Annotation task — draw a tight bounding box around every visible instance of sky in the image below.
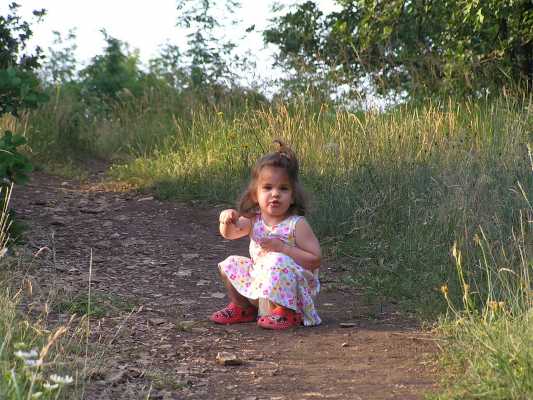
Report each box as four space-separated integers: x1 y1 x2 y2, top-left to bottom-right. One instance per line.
3 1 340 83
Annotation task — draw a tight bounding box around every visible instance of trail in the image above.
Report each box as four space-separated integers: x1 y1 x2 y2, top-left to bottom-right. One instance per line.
13 169 438 399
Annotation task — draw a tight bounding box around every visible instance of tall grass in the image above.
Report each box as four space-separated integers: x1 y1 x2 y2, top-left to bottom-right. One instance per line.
78 93 530 312
18 85 266 164
0 185 85 399
13 84 533 397
18 87 532 311
434 202 532 399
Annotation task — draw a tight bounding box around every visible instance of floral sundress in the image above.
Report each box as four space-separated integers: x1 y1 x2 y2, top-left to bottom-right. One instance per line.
218 213 321 326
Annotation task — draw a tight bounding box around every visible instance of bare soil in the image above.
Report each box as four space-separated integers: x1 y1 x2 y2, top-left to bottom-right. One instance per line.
11 168 439 400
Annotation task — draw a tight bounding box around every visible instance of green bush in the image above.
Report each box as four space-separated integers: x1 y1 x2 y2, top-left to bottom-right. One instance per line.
0 130 32 185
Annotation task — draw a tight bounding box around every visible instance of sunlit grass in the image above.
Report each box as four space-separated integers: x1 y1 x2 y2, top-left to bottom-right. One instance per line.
96 94 532 313
0 185 84 399
432 204 532 399
12 85 533 398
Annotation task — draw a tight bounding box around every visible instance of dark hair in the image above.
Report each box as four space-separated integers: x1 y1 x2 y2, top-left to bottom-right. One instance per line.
238 140 308 217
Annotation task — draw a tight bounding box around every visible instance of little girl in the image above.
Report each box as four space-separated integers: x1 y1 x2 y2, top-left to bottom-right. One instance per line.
210 140 321 329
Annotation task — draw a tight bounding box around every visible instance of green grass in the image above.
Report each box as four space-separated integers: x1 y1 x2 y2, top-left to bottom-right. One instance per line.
0 186 85 399
52 291 138 318
17 91 532 313
96 94 531 314
0 257 86 400
431 210 532 399
434 313 533 399
12 87 533 398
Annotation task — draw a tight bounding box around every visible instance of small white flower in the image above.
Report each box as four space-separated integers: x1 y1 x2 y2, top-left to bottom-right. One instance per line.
49 374 73 385
31 392 43 399
14 349 38 359
43 382 59 391
24 359 43 367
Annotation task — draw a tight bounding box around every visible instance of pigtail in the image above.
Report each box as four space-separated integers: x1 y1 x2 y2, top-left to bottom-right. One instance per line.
273 139 292 158
237 185 258 218
272 139 299 178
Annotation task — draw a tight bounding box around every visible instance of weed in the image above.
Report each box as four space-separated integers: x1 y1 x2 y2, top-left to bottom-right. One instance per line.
95 95 532 314
433 177 532 399
52 291 137 318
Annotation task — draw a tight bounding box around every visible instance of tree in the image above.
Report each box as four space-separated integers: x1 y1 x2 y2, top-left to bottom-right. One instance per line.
149 43 188 90
79 31 143 107
0 2 47 117
265 0 533 99
0 3 47 185
41 29 78 84
263 1 334 101
176 0 243 90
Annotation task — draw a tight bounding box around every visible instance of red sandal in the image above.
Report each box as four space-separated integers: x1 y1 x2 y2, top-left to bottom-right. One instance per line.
257 307 302 330
210 303 258 325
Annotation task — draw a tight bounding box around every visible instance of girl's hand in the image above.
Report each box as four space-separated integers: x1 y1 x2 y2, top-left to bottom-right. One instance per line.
259 238 286 254
219 210 251 240
219 209 239 225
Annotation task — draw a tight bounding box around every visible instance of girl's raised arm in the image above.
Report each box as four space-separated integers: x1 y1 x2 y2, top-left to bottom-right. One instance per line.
219 209 252 240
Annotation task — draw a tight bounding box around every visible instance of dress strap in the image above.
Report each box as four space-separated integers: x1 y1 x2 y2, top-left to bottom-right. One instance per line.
288 215 303 244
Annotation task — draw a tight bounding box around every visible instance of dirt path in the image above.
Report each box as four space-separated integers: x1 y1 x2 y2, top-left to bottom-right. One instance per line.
12 170 438 400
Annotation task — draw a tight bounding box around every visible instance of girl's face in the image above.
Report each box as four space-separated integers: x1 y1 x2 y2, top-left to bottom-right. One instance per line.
254 166 293 223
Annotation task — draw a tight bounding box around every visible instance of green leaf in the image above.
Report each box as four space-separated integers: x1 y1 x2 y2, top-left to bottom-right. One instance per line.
477 9 484 25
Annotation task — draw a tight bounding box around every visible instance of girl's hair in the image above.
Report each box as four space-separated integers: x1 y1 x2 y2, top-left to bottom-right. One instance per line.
238 140 308 217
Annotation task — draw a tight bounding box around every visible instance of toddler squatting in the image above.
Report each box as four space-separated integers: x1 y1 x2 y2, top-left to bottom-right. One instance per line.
209 141 321 330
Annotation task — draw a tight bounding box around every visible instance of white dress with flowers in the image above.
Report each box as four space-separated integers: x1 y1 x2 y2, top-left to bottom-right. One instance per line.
218 213 321 326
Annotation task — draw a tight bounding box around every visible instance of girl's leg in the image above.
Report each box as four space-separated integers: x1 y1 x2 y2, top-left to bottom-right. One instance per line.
259 299 286 315
220 270 254 308
210 270 258 324
257 303 302 329
267 301 293 314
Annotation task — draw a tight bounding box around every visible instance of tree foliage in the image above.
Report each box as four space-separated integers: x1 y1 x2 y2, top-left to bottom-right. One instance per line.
0 3 48 185
176 0 243 90
80 31 143 103
264 2 333 100
149 43 188 90
41 29 78 84
0 2 47 116
265 0 533 98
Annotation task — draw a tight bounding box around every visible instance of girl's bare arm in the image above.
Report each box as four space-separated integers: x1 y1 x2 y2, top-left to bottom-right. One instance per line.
260 218 321 270
287 218 321 270
219 209 251 239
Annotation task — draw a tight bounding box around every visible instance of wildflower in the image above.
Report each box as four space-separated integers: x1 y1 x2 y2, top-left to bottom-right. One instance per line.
14 349 38 359
440 284 449 296
50 374 73 385
451 242 462 264
24 359 43 367
43 382 59 391
216 111 224 117
451 242 457 258
488 301 504 311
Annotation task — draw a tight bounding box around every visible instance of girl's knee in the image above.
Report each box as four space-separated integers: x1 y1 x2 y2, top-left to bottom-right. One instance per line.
218 266 230 281
263 263 294 281
263 252 292 266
